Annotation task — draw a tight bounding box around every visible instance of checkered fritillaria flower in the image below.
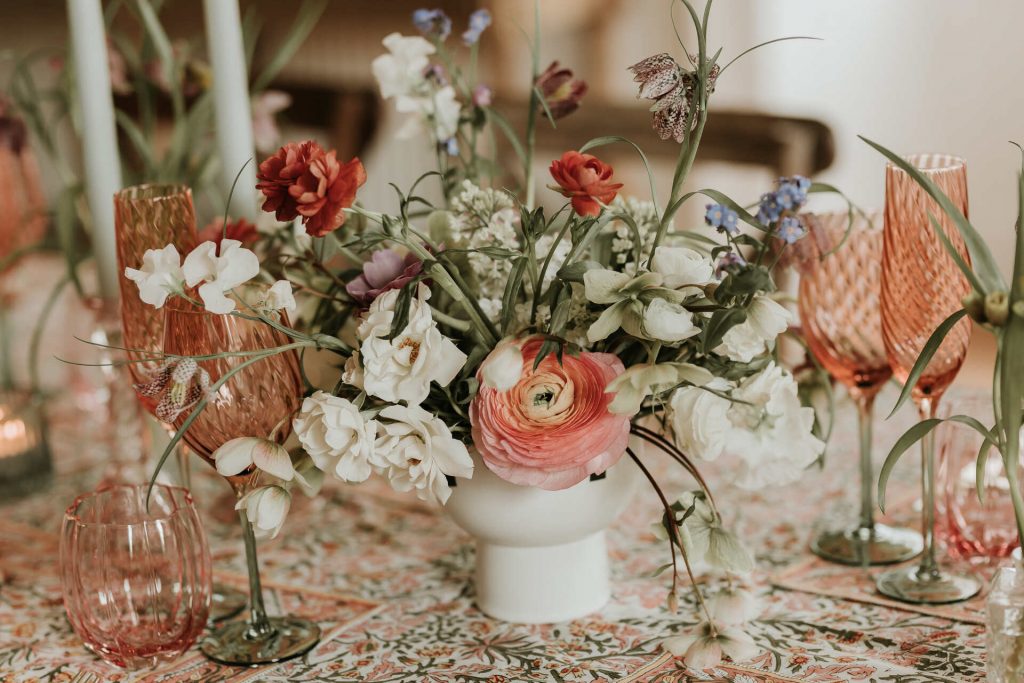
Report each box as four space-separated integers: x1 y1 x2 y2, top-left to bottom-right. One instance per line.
134 358 214 422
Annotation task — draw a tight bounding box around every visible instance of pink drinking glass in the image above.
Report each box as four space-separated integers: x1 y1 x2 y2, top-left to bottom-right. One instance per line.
59 484 212 669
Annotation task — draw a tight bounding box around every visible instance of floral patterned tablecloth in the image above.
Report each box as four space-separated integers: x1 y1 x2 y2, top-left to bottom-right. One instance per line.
0 396 989 682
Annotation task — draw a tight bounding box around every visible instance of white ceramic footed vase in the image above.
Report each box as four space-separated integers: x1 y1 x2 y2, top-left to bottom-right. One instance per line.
445 448 641 623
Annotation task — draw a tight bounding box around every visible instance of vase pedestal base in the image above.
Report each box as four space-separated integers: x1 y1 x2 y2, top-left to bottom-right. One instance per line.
474 531 609 623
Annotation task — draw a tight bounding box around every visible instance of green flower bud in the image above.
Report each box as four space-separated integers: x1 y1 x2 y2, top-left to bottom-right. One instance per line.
962 291 986 323
985 291 1010 326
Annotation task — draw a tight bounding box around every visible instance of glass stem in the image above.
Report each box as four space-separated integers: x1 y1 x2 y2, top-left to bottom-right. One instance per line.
855 392 877 534
239 507 274 638
918 396 939 580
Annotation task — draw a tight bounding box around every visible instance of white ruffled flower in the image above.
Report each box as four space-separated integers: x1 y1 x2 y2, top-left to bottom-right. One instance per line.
213 437 295 481
397 85 462 142
357 284 467 405
236 485 291 539
642 297 699 343
670 378 734 462
651 246 714 292
182 240 260 315
124 244 183 308
263 280 296 314
726 362 823 490
714 295 792 363
371 33 435 100
293 391 379 483
480 338 523 391
374 404 474 505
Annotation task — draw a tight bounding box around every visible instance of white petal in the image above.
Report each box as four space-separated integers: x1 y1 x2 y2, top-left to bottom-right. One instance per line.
583 269 632 304
182 242 218 286
198 281 236 314
252 440 295 481
662 633 699 657
216 240 261 290
643 298 699 342
214 437 256 476
481 340 523 391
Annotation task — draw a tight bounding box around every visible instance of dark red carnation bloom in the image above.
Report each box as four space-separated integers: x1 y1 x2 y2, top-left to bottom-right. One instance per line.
256 140 325 222
290 152 367 238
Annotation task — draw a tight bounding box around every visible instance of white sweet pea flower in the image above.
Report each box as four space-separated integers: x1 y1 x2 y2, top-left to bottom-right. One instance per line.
182 239 260 315
714 295 792 363
293 391 379 483
371 32 435 100
236 485 291 539
396 85 462 142
357 284 467 405
670 378 734 461
213 437 295 481
651 246 714 292
263 280 296 314
124 244 184 308
726 362 823 490
642 297 699 343
374 403 473 505
480 338 523 391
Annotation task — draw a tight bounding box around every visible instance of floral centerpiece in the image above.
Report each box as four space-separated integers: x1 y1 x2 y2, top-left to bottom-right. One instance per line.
123 1 840 668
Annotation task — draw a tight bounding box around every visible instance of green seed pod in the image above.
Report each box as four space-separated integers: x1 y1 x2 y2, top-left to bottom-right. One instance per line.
962 291 986 323
985 291 1010 326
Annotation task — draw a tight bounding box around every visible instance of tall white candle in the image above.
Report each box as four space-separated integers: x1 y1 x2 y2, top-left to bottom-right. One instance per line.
203 0 258 220
66 0 123 301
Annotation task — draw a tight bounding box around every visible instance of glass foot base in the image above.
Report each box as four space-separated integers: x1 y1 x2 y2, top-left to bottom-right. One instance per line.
811 524 923 566
200 616 321 666
875 565 982 605
209 583 247 622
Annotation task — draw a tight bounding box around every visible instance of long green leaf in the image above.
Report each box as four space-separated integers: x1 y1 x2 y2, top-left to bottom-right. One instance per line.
580 135 659 210
887 308 968 418
860 136 1005 294
928 212 985 294
252 0 328 91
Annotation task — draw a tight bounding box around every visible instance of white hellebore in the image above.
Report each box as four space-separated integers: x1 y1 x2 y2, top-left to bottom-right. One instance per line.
479 338 524 391
182 240 260 315
125 244 184 308
650 246 714 292
357 284 467 405
213 436 295 482
371 33 435 100
374 404 473 505
714 295 792 363
293 391 379 483
263 280 296 315
236 485 291 539
670 378 734 461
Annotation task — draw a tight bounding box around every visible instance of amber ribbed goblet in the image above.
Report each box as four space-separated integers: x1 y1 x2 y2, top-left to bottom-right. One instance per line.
163 298 320 665
877 154 980 604
799 211 922 566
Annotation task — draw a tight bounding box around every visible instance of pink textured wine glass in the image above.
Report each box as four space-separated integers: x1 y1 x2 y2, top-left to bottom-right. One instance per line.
877 153 981 604
60 484 212 669
798 211 922 565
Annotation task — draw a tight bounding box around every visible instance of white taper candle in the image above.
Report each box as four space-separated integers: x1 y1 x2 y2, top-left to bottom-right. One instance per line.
203 0 258 220
66 0 123 301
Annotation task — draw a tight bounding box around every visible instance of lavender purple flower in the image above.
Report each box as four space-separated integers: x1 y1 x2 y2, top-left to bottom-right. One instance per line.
346 249 424 307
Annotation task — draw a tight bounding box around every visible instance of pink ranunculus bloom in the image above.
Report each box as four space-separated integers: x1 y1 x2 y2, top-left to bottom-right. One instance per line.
470 337 630 490
345 249 423 307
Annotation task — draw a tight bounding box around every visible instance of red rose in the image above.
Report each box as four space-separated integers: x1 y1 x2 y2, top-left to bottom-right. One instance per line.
290 151 367 238
256 140 324 222
548 151 623 217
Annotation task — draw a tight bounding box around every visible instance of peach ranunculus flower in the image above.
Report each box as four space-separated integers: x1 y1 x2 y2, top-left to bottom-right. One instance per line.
470 337 631 490
548 150 623 217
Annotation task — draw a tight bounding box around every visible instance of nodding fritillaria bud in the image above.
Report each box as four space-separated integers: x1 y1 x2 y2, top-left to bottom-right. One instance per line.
667 590 679 614
962 291 986 323
985 291 1010 326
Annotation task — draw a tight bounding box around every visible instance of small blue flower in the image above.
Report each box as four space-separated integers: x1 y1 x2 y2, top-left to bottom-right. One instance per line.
705 203 739 235
777 216 806 244
462 9 491 45
776 175 811 210
413 8 452 40
715 251 747 277
756 192 783 225
444 137 460 156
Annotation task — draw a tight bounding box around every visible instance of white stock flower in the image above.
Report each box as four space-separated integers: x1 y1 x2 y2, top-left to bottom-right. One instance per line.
651 246 714 292
182 239 260 314
670 378 734 462
213 437 295 481
357 284 467 405
236 485 291 539
371 33 435 100
397 85 462 141
124 244 183 308
374 404 473 505
293 391 379 483
264 280 296 314
726 362 823 490
480 338 523 391
714 295 792 363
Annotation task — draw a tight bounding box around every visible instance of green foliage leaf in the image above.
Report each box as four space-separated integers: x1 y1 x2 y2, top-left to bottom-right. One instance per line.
702 308 746 353
887 308 968 418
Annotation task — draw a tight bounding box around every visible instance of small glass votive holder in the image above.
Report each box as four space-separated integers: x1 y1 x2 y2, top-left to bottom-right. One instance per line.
0 389 52 499
60 484 212 669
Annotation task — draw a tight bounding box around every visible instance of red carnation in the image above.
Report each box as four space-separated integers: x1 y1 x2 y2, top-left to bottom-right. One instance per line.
290 151 367 238
256 140 324 222
549 151 623 217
